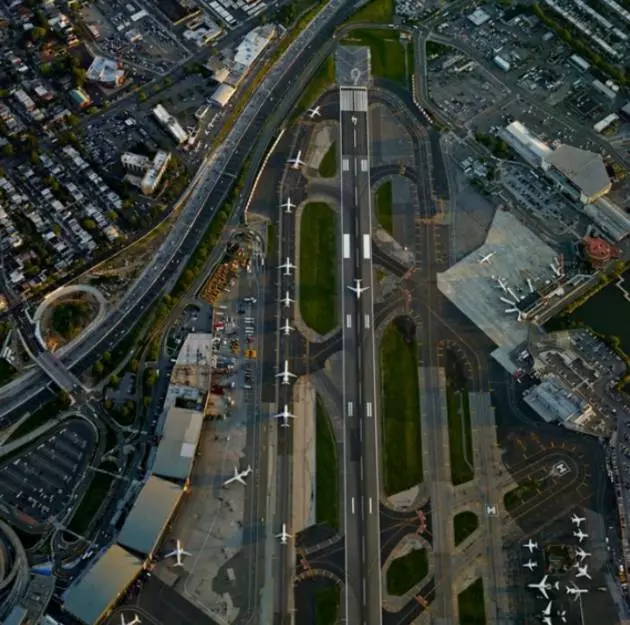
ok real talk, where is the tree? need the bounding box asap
[58,390,71,408]
[109,374,120,387]
[83,218,96,231]
[1,143,13,157]
[31,26,46,40]
[103,351,111,362]
[130,358,139,372]
[94,360,104,374]
[73,66,87,88]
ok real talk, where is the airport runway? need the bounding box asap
[338,85,383,625]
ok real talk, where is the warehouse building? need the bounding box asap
[151,407,204,483]
[117,476,184,557]
[523,374,594,424]
[86,56,125,88]
[62,545,143,625]
[152,104,188,145]
[121,150,171,195]
[500,121,552,168]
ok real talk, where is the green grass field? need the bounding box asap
[315,584,341,625]
[376,181,393,235]
[316,398,339,530]
[0,358,16,386]
[504,478,541,512]
[386,548,428,595]
[299,202,338,335]
[380,321,422,495]
[68,468,117,534]
[458,578,486,625]
[345,0,394,24]
[341,29,412,86]
[446,383,474,485]
[319,142,337,178]
[453,511,479,546]
[290,56,336,122]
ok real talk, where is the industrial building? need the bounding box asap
[117,476,184,556]
[544,144,612,203]
[121,150,171,195]
[152,104,188,145]
[437,209,561,368]
[151,407,204,483]
[523,375,594,425]
[211,83,236,108]
[62,545,144,625]
[500,121,552,168]
[86,56,125,88]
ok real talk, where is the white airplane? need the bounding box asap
[539,601,554,624]
[523,539,539,553]
[280,291,295,308]
[274,404,296,427]
[279,257,297,277]
[276,523,292,544]
[523,559,538,572]
[281,319,295,336]
[566,583,588,601]
[571,513,586,527]
[164,540,191,567]
[120,616,141,625]
[479,252,495,264]
[276,360,297,385]
[347,279,370,300]
[307,106,321,119]
[575,547,591,562]
[281,197,296,214]
[223,465,252,487]
[528,575,559,600]
[573,529,588,543]
[575,564,591,580]
[288,150,306,170]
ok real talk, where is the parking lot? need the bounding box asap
[0,419,98,530]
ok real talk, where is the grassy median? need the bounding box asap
[315,398,339,531]
[290,56,336,123]
[318,142,337,178]
[458,579,486,625]
[68,466,117,534]
[387,548,428,595]
[446,382,474,485]
[341,29,412,86]
[315,584,341,625]
[453,511,479,546]
[380,320,422,495]
[376,180,393,235]
[299,202,338,334]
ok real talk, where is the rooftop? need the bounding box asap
[117,476,183,555]
[152,407,203,481]
[62,545,143,625]
[437,210,559,356]
[545,145,611,200]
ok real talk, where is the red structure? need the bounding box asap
[583,236,618,267]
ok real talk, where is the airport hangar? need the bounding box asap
[61,406,204,625]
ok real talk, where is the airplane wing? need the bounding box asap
[163,550,177,558]
[539,587,550,600]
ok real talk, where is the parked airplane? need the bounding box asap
[276,360,297,385]
[223,465,252,487]
[164,540,191,567]
[281,197,296,214]
[573,529,589,543]
[288,151,306,170]
[274,404,296,427]
[523,559,538,572]
[276,523,292,544]
[281,319,295,336]
[479,252,495,264]
[566,583,588,601]
[523,539,539,553]
[575,547,591,562]
[307,106,321,119]
[575,564,591,580]
[571,513,586,527]
[279,257,297,277]
[121,615,141,625]
[528,575,559,600]
[347,279,370,299]
[280,291,295,308]
[539,601,553,625]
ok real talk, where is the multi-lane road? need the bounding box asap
[338,85,383,625]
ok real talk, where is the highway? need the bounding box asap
[0,0,352,428]
[338,86,383,625]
